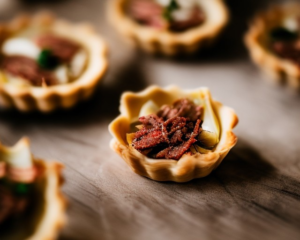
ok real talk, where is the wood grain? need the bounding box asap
[0,0,300,239]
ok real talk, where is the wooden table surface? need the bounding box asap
[1,0,300,239]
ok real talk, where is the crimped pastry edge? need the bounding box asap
[244,3,300,89]
[27,159,66,240]
[109,0,229,56]
[109,85,238,182]
[0,137,66,240]
[0,12,108,112]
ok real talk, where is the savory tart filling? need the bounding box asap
[127,97,220,160]
[0,140,38,227]
[128,0,205,32]
[269,16,300,67]
[0,32,88,87]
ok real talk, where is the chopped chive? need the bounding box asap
[37,49,59,70]
[163,0,180,21]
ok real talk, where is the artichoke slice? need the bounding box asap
[0,138,33,169]
[139,100,160,117]
[197,130,219,149]
[194,144,212,154]
[190,144,212,154]
[200,92,220,149]
[190,145,197,154]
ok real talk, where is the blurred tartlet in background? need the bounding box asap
[245,3,300,89]
[0,138,66,240]
[109,0,229,56]
[109,86,238,182]
[0,12,108,112]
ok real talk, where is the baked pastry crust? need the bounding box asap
[0,12,108,112]
[109,0,229,56]
[245,3,300,89]
[0,138,66,240]
[109,86,238,182]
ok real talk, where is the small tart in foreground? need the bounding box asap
[0,138,66,240]
[109,0,229,56]
[0,12,108,112]
[109,86,238,182]
[245,3,300,89]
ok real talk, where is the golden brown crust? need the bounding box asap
[27,160,66,240]
[244,3,300,89]
[0,12,108,112]
[109,86,238,182]
[109,0,229,56]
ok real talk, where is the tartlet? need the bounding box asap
[245,3,300,89]
[0,138,66,240]
[109,86,238,182]
[109,0,229,56]
[0,12,108,112]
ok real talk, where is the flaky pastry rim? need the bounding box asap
[244,3,300,88]
[109,85,238,182]
[109,0,229,55]
[0,12,108,112]
[0,138,66,240]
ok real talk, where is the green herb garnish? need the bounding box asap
[37,49,59,70]
[270,27,298,41]
[163,0,179,21]
[14,183,31,196]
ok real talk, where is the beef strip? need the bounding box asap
[157,98,203,121]
[132,98,203,160]
[0,186,14,225]
[1,56,57,86]
[36,34,80,62]
[272,40,300,67]
[129,0,166,29]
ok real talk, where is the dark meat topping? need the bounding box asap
[132,98,203,160]
[36,34,80,62]
[129,0,166,29]
[1,56,57,86]
[0,186,13,224]
[157,98,203,121]
[271,40,300,67]
[0,185,28,225]
[270,21,300,67]
[129,0,205,31]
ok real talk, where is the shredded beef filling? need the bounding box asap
[1,56,57,86]
[270,19,300,67]
[36,34,80,62]
[129,0,205,31]
[132,98,203,160]
[0,185,28,225]
[271,40,300,67]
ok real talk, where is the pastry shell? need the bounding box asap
[0,12,108,112]
[244,3,300,89]
[109,86,238,182]
[109,0,229,56]
[0,138,66,240]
